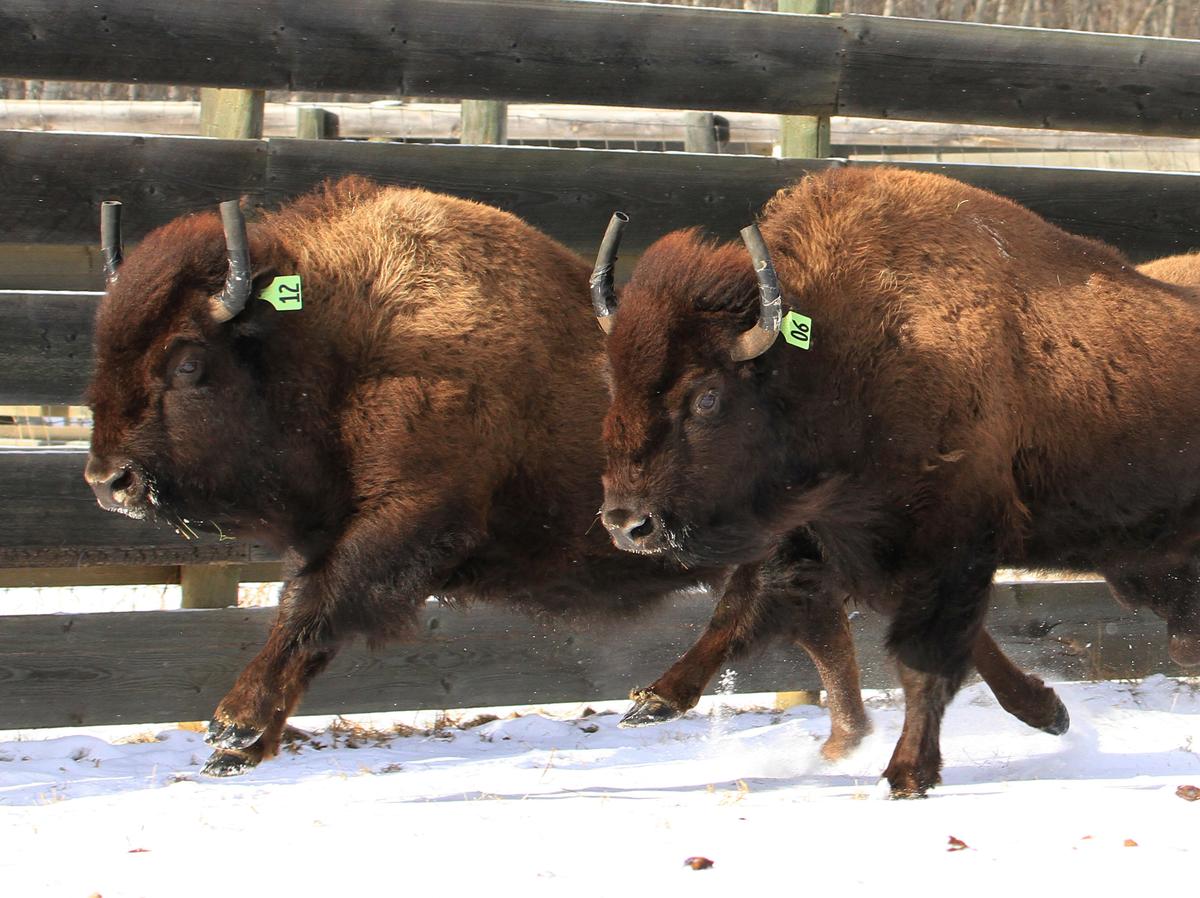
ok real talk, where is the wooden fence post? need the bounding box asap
[296,106,339,140]
[192,87,263,609]
[199,87,265,139]
[180,564,242,609]
[684,112,719,153]
[778,0,831,159]
[460,99,508,145]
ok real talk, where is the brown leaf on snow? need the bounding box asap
[1124,839,1138,847]
[947,836,969,852]
[1176,785,1200,802]
[684,856,715,870]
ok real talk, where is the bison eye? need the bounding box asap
[171,356,204,387]
[693,388,720,416]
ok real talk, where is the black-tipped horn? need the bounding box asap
[590,212,629,334]
[209,200,253,323]
[730,223,782,362]
[100,201,123,283]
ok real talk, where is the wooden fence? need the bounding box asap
[1,0,1198,729]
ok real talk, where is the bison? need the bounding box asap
[85,177,887,774]
[595,165,1200,796]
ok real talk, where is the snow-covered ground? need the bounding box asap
[1,675,1197,896]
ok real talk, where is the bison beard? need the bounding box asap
[600,166,1200,797]
[86,178,889,775]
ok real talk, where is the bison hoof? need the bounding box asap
[1040,696,1071,736]
[884,764,940,799]
[205,718,265,751]
[201,749,259,778]
[619,689,684,728]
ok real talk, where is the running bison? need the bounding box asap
[595,166,1200,797]
[84,178,879,775]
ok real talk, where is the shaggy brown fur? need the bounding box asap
[601,166,1200,796]
[85,177,875,774]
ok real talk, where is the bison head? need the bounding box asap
[84,201,317,544]
[595,220,811,568]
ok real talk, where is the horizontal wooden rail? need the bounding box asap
[0,450,278,567]
[4,134,1200,282]
[0,291,99,405]
[0,580,1181,730]
[2,2,1199,136]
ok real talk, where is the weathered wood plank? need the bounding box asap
[0,581,1182,730]
[2,2,1199,135]
[0,451,277,567]
[837,15,1200,137]
[0,131,268,245]
[5,134,1200,264]
[0,0,842,117]
[0,562,282,589]
[0,291,100,405]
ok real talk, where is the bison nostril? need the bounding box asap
[111,468,133,496]
[629,517,655,541]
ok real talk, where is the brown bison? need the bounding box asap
[596,166,1200,796]
[84,177,884,775]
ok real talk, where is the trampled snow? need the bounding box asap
[1,676,1197,896]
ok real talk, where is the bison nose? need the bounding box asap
[601,506,660,553]
[85,455,146,511]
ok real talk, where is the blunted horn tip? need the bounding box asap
[591,211,629,330]
[100,200,123,283]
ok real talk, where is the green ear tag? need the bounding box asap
[782,310,812,349]
[258,275,303,311]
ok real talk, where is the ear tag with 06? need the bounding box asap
[781,310,812,349]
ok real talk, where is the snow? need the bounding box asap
[1,676,1197,896]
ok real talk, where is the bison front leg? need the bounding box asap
[201,494,486,776]
[203,601,340,776]
[620,565,765,727]
[621,566,871,761]
[883,549,995,798]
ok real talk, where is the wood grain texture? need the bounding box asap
[0,291,99,404]
[2,2,1198,135]
[0,581,1182,729]
[0,131,267,245]
[0,451,278,567]
[837,15,1200,136]
[6,134,1199,264]
[0,0,842,114]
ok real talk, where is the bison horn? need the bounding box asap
[100,201,123,284]
[730,223,782,362]
[209,200,253,323]
[590,212,629,334]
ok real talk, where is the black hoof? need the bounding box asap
[889,788,930,800]
[1040,696,1071,736]
[619,689,684,729]
[204,718,264,750]
[201,749,258,777]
